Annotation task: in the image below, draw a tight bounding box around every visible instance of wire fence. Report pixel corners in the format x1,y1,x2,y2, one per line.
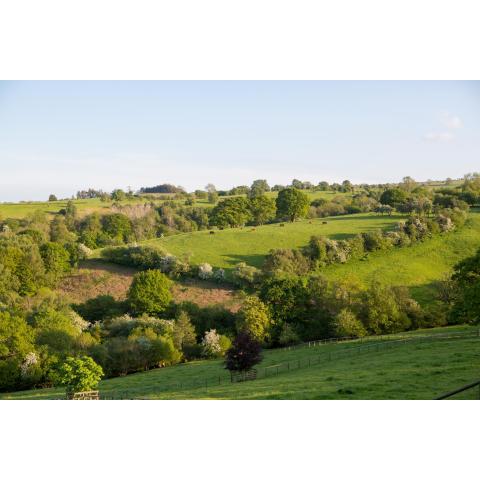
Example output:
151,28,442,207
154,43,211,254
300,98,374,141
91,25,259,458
99,329,479,400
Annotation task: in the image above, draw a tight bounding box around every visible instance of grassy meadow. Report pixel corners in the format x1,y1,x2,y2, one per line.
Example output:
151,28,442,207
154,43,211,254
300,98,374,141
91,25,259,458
2,325,478,400
0,189,354,219
322,209,480,305
142,213,406,271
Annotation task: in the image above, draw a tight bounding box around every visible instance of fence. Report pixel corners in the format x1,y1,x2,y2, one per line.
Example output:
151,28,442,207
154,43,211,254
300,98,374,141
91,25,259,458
435,379,480,400
99,329,479,400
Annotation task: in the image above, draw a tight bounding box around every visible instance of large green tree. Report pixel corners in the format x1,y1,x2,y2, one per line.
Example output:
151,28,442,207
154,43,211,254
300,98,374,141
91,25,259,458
249,195,276,225
210,197,252,228
127,270,172,316
275,188,310,222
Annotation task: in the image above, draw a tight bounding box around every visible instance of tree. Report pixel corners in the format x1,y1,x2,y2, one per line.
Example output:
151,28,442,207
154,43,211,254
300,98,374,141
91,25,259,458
49,216,75,243
208,191,218,204
249,195,276,225
448,248,480,324
341,180,354,192
201,329,228,358
111,189,127,201
48,194,58,202
127,270,172,316
63,200,78,231
236,296,273,342
40,242,71,281
55,356,104,395
333,309,366,338
400,176,417,192
173,311,197,351
275,187,310,222
102,213,133,242
205,183,217,195
224,332,263,374
210,197,252,228
249,179,270,198
379,188,408,208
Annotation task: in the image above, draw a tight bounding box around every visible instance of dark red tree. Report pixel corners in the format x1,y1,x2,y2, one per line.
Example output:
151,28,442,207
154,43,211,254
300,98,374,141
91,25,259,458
225,332,263,373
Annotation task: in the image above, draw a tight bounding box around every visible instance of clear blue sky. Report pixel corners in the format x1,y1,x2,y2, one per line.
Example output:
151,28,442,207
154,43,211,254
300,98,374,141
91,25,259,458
0,81,479,201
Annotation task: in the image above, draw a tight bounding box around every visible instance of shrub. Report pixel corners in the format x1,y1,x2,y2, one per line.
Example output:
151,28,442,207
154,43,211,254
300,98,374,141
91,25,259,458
333,309,367,338
127,270,172,316
201,329,223,358
232,262,262,288
55,356,104,394
198,263,213,280
262,248,310,276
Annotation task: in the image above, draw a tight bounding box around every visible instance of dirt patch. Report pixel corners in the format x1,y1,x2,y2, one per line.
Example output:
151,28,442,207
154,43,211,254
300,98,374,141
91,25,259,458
58,260,243,311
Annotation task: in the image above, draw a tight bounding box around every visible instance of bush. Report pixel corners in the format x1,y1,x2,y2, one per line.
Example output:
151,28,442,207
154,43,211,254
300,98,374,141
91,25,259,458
198,263,213,280
202,329,228,358
262,248,310,276
127,270,172,316
333,309,367,338
55,356,104,394
232,262,262,288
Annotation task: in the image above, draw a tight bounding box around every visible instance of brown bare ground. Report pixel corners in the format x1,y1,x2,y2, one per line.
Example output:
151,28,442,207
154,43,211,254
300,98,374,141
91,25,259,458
58,259,243,311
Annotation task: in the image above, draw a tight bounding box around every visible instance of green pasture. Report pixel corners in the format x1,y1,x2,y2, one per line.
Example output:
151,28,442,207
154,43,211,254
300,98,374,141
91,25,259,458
142,213,405,271
2,325,477,400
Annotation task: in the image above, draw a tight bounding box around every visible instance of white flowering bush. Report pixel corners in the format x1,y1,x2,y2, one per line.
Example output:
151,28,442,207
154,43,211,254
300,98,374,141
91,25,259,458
20,352,38,378
78,243,93,258
198,263,213,280
201,329,222,358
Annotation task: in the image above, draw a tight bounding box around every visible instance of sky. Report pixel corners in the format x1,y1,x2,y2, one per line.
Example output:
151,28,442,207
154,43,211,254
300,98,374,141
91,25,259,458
0,81,479,201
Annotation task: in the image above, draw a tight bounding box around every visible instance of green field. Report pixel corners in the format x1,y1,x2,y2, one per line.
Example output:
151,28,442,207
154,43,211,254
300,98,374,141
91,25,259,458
142,213,405,270
322,210,480,305
0,197,151,219
0,190,354,219
2,325,478,400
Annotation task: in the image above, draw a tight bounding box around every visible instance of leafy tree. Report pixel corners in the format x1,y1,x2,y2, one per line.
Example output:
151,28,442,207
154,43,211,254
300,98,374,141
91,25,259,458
379,188,408,208
208,191,219,204
249,195,276,225
173,311,197,351
236,296,273,342
40,242,71,281
259,276,308,325
63,201,78,231
333,309,366,338
448,248,480,324
225,332,263,373
249,179,270,198
48,194,58,202
210,197,252,228
201,329,229,358
111,189,127,201
276,188,310,222
50,216,75,243
102,213,133,243
55,356,104,395
127,270,172,316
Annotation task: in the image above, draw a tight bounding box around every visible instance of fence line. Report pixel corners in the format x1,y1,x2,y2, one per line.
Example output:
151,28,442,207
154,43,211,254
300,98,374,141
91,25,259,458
100,329,479,400
435,379,480,400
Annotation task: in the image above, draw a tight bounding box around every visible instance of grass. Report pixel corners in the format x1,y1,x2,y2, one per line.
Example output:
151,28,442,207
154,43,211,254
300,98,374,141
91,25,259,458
321,210,480,305
141,213,406,272
2,325,478,400
0,190,353,219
